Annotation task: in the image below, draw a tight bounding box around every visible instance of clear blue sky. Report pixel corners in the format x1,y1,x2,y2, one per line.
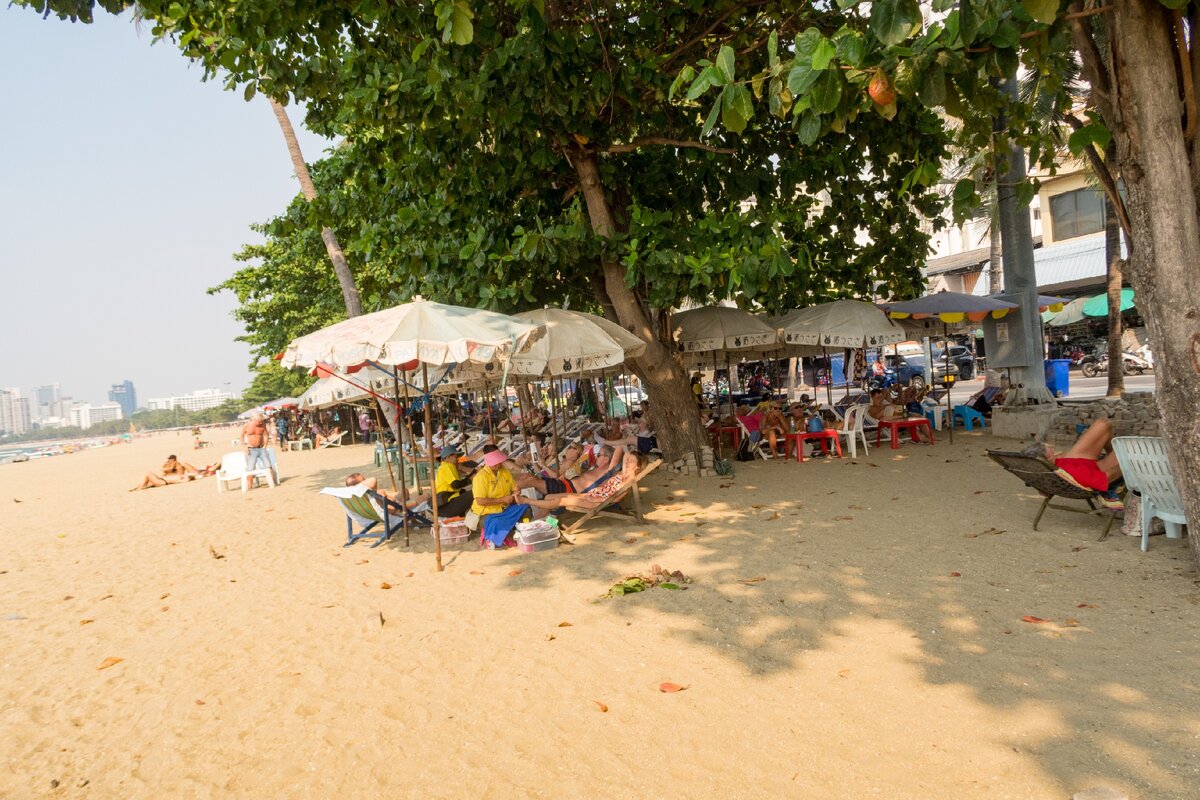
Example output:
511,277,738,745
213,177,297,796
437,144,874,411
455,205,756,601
0,8,330,407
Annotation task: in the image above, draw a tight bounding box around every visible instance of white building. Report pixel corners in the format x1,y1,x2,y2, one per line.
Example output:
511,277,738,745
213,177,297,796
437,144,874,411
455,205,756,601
146,388,236,412
0,388,32,435
69,402,123,430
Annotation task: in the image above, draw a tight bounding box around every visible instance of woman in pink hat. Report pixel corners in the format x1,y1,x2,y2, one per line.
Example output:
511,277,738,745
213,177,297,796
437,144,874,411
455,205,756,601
466,449,521,531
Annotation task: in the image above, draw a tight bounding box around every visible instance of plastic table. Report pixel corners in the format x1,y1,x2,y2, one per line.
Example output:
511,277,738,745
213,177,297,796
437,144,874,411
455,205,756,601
876,418,934,450
785,430,843,461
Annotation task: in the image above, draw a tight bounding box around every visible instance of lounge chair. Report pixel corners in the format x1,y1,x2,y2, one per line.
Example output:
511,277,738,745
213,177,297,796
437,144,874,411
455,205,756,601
320,484,432,548
1110,436,1189,551
559,458,664,540
318,431,347,448
986,449,1121,538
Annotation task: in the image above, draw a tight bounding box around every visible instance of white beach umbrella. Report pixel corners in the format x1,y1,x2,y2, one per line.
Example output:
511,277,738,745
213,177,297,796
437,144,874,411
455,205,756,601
508,308,646,377
673,305,781,355
279,296,544,371
770,299,907,349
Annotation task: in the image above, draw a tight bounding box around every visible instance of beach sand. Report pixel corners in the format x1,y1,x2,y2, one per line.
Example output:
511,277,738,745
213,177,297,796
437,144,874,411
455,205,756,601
1,429,1197,799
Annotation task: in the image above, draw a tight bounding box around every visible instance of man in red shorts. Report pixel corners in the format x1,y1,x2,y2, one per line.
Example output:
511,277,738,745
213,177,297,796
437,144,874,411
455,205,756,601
1028,418,1123,509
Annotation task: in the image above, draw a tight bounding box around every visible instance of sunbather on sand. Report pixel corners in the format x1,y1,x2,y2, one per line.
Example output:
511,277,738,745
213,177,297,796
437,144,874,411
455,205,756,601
344,472,431,508
316,426,343,447
1025,418,1124,509
525,449,643,513
130,455,201,490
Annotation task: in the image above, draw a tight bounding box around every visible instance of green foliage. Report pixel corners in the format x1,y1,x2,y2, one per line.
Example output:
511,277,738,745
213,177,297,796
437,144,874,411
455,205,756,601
241,361,315,408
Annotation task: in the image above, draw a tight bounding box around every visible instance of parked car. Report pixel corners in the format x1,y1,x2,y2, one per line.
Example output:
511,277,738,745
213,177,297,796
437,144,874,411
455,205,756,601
931,345,976,380
612,383,647,406
882,354,958,391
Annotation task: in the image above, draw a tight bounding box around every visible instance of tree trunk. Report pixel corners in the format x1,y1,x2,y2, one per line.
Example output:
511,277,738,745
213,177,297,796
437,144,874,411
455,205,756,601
1103,169,1125,398
267,99,364,318
572,149,710,464
1111,0,1200,569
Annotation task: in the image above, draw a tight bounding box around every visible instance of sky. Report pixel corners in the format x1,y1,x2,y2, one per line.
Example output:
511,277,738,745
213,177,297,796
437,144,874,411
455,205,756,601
0,8,331,407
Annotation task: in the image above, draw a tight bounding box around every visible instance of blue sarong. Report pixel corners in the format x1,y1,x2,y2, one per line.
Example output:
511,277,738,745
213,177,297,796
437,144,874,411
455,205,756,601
481,504,530,548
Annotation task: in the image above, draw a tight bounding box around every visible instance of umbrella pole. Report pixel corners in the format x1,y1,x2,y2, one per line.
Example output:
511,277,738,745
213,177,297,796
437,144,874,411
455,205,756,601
945,323,953,445
423,364,443,573
486,380,497,445
712,350,722,459
390,372,411,547
550,378,561,471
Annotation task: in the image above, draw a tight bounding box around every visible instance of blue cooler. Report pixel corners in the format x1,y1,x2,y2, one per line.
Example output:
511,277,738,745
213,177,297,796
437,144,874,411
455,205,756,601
1044,359,1071,397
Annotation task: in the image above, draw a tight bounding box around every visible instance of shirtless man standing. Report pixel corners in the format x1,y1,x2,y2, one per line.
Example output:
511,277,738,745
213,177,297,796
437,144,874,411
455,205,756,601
240,414,276,487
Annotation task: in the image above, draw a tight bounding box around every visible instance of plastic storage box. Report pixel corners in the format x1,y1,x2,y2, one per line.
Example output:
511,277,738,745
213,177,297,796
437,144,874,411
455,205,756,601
515,523,558,553
433,521,470,544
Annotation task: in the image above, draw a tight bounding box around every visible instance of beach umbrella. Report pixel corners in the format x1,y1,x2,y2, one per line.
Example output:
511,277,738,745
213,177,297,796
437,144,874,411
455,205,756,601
1082,287,1135,317
1044,297,1088,326
770,299,908,406
279,296,544,372
282,298,545,572
883,291,1019,443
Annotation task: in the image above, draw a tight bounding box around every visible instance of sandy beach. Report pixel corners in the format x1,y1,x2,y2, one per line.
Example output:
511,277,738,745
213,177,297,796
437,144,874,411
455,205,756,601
1,430,1197,799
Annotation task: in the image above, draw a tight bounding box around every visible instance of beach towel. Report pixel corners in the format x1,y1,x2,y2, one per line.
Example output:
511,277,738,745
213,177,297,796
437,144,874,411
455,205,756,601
481,503,530,548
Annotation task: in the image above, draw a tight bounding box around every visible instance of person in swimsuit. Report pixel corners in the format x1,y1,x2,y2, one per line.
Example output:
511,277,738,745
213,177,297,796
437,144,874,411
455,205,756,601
130,455,201,490
1027,418,1123,509
525,449,644,513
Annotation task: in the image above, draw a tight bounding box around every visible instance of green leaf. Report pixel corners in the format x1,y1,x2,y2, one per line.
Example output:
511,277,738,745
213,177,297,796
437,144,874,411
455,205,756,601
722,84,753,133
449,1,474,46
716,45,736,84
833,29,867,66
788,64,820,95
751,72,766,99
1067,122,1112,155
918,66,946,107
810,69,843,115
767,30,779,68
243,83,256,102
1021,0,1059,24
701,95,722,138
797,111,822,145
958,0,980,44
811,38,837,71
669,66,695,101
870,0,923,47
687,66,720,100
659,583,680,590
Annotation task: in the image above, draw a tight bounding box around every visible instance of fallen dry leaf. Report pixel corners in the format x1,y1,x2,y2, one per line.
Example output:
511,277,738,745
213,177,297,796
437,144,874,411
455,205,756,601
508,569,523,577
469,570,484,575
1071,545,1087,552
847,504,864,510
378,611,386,626
380,582,392,590
738,576,766,585
545,634,556,642
194,699,205,706
593,700,608,713
406,572,414,578
208,545,225,560
625,538,638,544
766,512,781,521
659,682,687,693
973,490,993,495
719,483,733,489
1021,616,1051,624
355,559,369,565
79,619,94,625
1077,603,1099,609
557,621,573,627
160,606,169,612
1063,618,1080,627
833,515,854,521
837,669,851,678
948,572,962,578
96,657,123,670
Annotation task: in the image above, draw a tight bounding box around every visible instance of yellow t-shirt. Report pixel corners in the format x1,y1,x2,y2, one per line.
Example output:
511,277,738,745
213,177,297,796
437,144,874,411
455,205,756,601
435,461,462,499
470,466,515,517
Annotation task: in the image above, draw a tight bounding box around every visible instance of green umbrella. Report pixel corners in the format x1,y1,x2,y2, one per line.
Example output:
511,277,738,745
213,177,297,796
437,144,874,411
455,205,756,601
1082,287,1135,317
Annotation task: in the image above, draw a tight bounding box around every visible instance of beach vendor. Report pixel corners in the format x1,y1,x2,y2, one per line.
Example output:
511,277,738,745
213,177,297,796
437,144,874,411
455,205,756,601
691,372,705,406
467,450,531,548
434,446,476,518
1026,418,1124,509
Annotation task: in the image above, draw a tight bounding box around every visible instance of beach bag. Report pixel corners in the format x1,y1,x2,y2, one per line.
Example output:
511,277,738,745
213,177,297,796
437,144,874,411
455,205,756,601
806,415,825,433
735,437,754,461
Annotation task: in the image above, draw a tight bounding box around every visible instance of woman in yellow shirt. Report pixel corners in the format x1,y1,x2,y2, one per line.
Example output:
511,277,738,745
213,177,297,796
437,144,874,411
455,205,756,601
434,446,476,518
467,449,520,530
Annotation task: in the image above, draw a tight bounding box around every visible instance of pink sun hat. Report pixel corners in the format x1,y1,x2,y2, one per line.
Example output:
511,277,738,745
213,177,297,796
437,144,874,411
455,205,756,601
483,450,508,468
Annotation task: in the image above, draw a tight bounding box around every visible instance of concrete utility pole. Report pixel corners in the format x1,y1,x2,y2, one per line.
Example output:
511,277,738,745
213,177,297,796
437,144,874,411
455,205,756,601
996,76,1051,402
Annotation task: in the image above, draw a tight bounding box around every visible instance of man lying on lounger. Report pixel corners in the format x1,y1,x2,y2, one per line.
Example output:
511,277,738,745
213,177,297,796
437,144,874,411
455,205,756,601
1023,418,1124,509
509,443,624,497
524,448,643,513
344,472,432,509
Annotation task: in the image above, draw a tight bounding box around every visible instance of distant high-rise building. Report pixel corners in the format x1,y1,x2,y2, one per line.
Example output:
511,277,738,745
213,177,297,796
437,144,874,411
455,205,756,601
0,388,32,435
69,402,123,430
108,379,137,418
146,388,236,412
35,383,63,420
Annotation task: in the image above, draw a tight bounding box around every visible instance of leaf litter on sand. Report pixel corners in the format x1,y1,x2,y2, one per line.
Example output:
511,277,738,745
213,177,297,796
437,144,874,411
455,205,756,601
964,527,1006,538
1077,603,1100,609
96,657,123,670
737,576,766,585
659,682,687,693
607,565,691,597
1021,616,1051,624
593,700,608,712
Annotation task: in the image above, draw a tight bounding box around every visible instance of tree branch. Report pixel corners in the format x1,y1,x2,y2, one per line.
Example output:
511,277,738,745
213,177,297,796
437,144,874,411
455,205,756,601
604,137,736,154
1067,1,1114,122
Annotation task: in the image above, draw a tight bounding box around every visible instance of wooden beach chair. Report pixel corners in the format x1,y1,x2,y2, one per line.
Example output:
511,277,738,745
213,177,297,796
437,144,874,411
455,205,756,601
320,485,432,548
986,449,1121,538
559,458,664,540
318,431,347,448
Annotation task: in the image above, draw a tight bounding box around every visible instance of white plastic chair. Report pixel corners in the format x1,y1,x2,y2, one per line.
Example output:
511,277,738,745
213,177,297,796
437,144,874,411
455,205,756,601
736,418,772,460
215,452,248,493
1111,436,1188,551
836,404,870,459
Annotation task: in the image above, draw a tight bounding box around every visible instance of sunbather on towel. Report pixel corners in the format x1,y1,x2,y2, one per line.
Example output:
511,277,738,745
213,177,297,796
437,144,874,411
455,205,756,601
1025,418,1124,509
525,449,644,513
344,472,432,509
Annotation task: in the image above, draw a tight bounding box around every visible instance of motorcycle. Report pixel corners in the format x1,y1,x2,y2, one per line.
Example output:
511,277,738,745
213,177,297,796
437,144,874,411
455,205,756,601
1080,351,1152,378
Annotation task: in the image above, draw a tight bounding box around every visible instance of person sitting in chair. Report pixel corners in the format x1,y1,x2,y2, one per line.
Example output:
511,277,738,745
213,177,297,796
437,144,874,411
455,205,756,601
316,426,343,447
343,472,432,509
1025,418,1124,509
757,401,788,456
525,449,644,514
865,389,908,425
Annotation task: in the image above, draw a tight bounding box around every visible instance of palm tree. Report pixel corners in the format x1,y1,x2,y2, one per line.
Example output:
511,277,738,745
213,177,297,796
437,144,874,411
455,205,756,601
268,99,364,318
